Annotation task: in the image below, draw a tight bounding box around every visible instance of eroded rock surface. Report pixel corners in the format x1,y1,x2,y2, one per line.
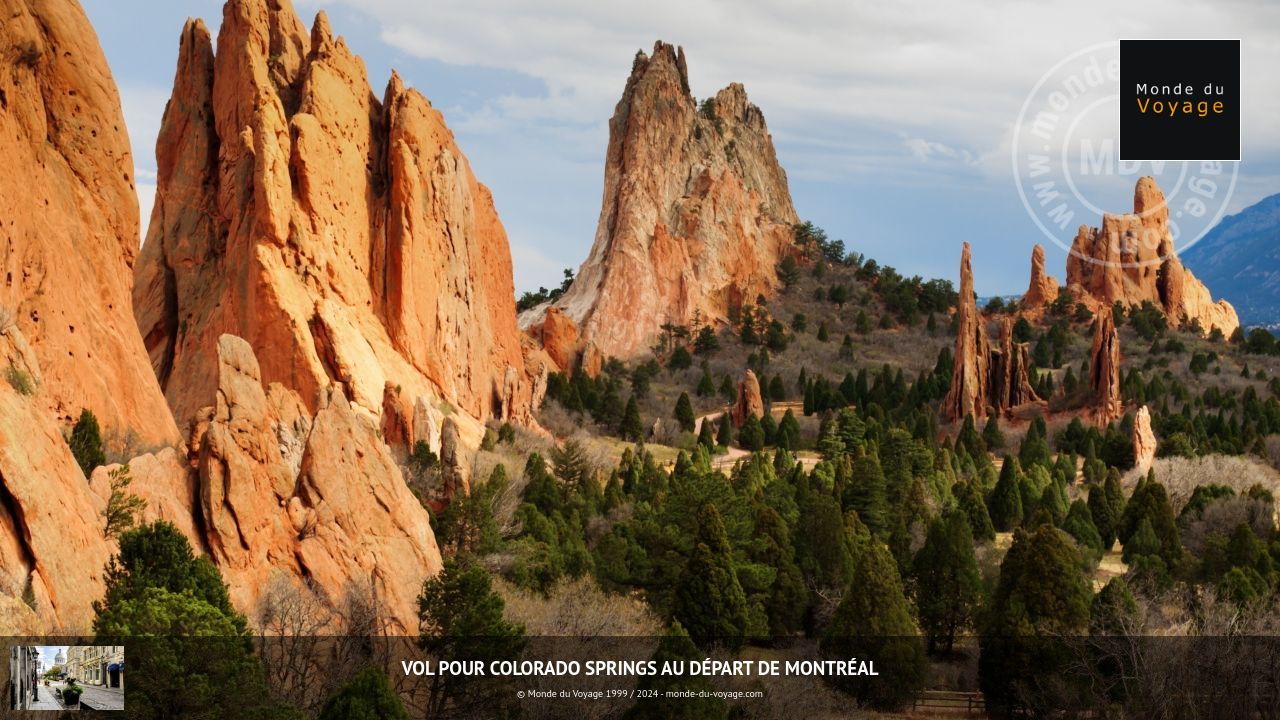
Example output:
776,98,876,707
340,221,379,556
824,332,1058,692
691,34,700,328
134,2,544,450
1066,177,1239,337
524,41,799,360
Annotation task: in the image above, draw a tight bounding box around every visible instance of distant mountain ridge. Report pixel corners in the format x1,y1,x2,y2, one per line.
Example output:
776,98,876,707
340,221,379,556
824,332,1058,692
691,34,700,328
1183,193,1280,327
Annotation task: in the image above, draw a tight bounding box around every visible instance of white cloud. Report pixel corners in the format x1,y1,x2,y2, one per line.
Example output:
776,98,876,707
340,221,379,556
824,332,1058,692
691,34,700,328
318,0,1280,186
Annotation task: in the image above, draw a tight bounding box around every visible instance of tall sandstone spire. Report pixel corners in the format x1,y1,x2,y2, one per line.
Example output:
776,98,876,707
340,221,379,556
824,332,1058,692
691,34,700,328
134,2,548,446
1065,176,1238,337
943,243,990,422
1089,310,1123,426
525,41,799,361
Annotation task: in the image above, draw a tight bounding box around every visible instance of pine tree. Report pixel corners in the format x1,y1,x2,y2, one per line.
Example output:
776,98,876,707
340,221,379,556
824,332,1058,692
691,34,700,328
69,408,106,476
624,622,728,720
751,503,807,635
1062,499,1104,564
318,666,409,720
719,375,736,403
776,409,801,451
1090,577,1139,635
737,415,765,452
768,374,786,402
672,505,749,650
913,512,981,654
982,415,1004,450
845,454,889,536
979,525,1092,717
817,321,830,342
988,457,1024,531
823,541,926,710
696,365,715,397
716,413,733,447
419,560,526,719
674,392,696,433
954,480,996,542
619,396,644,441
697,419,716,450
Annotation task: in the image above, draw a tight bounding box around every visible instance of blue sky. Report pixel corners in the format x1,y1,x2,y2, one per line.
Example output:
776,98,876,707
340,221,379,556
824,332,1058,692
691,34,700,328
83,0,1280,296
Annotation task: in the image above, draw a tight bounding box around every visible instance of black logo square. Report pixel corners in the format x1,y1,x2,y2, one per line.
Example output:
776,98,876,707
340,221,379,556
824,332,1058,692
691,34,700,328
1120,39,1240,161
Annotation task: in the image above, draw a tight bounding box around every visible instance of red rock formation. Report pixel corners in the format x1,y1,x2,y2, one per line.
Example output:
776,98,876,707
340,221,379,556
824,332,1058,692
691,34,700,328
531,306,587,375
988,317,1041,414
0,0,178,446
188,334,442,631
1066,177,1238,337
731,369,765,427
1020,244,1059,312
943,243,991,422
1089,311,1123,426
133,3,544,450
0,333,112,632
524,41,799,359
1132,405,1157,473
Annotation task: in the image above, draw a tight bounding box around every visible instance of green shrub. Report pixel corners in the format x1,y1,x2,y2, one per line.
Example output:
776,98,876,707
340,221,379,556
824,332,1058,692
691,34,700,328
4,363,34,395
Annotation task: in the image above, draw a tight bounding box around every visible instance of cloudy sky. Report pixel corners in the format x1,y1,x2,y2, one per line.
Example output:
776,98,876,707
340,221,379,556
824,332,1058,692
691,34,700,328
83,0,1280,296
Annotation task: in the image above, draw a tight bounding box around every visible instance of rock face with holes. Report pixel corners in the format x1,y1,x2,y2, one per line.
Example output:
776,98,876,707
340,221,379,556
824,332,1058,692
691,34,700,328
186,335,442,632
1065,177,1239,337
133,1,547,451
0,325,112,633
0,0,178,446
1090,311,1123,426
522,41,799,360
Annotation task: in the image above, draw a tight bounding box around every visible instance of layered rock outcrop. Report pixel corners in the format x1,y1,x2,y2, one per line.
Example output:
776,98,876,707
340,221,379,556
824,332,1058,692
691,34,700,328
1020,244,1059,312
187,335,442,632
1064,177,1239,337
523,41,799,359
133,2,548,450
1090,311,1123,426
730,369,765,427
0,0,178,445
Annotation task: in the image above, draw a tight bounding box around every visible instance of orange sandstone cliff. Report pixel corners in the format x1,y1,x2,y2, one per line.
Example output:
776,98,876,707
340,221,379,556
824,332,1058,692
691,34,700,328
133,2,548,449
0,0,179,447
523,41,799,362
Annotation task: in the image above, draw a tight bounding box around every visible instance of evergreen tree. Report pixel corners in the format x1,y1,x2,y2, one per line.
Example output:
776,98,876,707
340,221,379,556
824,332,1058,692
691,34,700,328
979,525,1092,717
823,541,926,710
817,321,830,342
419,559,526,719
954,481,996,542
1118,474,1181,571
674,392,696,433
1090,577,1139,636
93,522,295,720
1062,499,1105,564
737,415,765,452
719,375,736,403
696,365,715,397
318,666,409,720
913,512,981,654
69,408,106,476
672,505,749,649
716,412,733,447
620,397,644,441
751,503,807,636
982,415,1004,449
844,454,888,536
776,409,801,451
697,419,716,450
768,374,786,402
624,622,728,720
988,457,1024,531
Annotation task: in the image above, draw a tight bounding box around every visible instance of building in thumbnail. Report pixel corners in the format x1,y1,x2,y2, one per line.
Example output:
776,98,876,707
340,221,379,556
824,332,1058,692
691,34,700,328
6,645,40,710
